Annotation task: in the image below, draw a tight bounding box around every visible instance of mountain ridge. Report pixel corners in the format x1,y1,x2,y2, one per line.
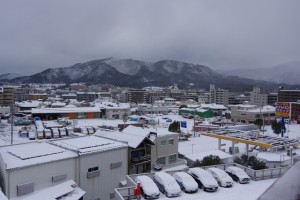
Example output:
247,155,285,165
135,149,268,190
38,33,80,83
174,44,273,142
7,58,299,91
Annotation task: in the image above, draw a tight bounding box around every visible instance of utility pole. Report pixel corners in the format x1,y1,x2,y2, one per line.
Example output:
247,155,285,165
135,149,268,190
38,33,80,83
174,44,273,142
193,109,196,137
10,104,14,145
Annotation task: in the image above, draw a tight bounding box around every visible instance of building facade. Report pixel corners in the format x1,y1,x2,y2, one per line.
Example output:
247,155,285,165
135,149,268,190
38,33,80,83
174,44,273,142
250,87,268,106
128,89,147,104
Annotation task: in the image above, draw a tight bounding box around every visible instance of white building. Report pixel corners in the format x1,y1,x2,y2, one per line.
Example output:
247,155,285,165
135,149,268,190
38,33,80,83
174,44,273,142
0,142,78,199
0,136,128,200
209,84,229,105
250,87,268,106
51,136,128,200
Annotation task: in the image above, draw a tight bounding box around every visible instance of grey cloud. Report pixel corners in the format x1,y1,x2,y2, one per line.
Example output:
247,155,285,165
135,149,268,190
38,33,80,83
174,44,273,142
0,0,299,75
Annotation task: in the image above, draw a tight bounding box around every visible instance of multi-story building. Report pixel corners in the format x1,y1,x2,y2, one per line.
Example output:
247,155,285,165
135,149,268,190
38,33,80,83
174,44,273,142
76,92,99,102
28,93,48,101
128,89,147,104
228,92,250,105
61,93,77,100
96,126,154,174
70,83,88,91
0,87,15,106
230,104,276,124
250,87,268,106
267,93,278,106
278,90,300,103
209,84,229,105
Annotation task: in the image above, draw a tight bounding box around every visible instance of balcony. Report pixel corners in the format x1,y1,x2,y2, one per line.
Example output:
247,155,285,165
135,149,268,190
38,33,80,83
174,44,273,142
131,154,151,164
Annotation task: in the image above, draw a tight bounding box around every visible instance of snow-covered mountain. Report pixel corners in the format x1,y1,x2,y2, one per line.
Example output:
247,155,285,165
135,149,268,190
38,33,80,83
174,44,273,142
221,61,300,85
0,73,21,80
10,58,293,91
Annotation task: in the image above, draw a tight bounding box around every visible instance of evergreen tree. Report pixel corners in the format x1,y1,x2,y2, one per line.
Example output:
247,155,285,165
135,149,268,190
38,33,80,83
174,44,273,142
192,155,223,167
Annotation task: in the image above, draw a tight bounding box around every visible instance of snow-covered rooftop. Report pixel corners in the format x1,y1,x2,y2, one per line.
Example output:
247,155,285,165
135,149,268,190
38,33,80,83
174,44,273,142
16,101,41,108
14,180,85,200
245,105,275,113
185,150,232,161
51,136,127,155
96,126,154,148
201,103,227,110
32,107,101,114
0,142,77,170
256,152,290,162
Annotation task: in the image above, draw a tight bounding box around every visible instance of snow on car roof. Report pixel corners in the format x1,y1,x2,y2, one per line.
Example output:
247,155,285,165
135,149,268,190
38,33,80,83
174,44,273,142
135,175,153,183
51,136,127,155
207,167,227,176
155,171,176,184
0,142,77,170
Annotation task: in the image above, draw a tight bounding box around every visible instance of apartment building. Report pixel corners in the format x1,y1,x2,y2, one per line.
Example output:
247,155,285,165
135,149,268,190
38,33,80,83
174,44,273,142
209,84,229,105
128,89,147,104
278,90,300,103
0,87,15,106
250,87,268,106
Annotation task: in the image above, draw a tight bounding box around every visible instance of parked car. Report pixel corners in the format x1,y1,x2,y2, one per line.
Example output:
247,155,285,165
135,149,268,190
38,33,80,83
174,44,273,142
43,129,52,139
86,126,95,134
206,168,233,187
135,175,160,199
173,172,198,193
188,168,218,192
58,128,66,138
28,131,36,140
225,166,250,184
51,128,60,138
154,171,181,197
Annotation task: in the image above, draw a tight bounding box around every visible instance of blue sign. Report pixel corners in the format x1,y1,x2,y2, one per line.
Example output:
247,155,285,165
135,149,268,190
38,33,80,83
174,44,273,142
281,117,285,137
181,121,187,128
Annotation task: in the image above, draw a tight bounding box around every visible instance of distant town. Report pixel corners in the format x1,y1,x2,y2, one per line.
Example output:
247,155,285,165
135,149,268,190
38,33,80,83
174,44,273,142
0,82,299,200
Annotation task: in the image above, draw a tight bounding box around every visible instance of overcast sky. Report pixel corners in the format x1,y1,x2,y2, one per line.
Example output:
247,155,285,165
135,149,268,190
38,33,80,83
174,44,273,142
1,0,299,75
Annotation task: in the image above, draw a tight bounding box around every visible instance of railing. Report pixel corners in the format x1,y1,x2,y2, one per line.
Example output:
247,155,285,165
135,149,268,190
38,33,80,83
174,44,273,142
200,163,290,181
115,163,290,200
115,186,138,200
131,155,151,163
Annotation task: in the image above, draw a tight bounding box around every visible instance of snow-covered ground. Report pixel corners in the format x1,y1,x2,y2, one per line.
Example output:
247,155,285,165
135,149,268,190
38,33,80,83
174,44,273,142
146,178,276,200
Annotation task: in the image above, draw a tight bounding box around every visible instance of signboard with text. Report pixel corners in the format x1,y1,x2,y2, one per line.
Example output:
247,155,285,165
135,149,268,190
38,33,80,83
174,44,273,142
275,102,290,117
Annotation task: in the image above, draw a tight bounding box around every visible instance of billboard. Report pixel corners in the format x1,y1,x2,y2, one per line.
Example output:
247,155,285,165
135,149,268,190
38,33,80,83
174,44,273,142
275,102,290,117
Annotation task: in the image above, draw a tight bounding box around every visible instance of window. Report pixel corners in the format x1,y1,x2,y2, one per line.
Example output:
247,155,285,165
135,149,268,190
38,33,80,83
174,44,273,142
88,166,99,172
157,156,166,165
168,154,177,164
168,139,174,145
160,140,166,146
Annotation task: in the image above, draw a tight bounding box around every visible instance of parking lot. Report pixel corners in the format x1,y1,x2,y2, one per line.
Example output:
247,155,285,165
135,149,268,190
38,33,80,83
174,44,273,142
141,178,276,200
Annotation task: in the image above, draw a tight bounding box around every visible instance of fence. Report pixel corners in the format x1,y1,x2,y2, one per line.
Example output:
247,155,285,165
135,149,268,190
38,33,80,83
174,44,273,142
200,163,290,181
115,163,290,200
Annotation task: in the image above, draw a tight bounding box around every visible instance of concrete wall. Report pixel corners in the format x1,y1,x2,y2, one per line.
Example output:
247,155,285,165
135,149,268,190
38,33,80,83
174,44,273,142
8,158,76,198
151,134,179,167
79,147,128,200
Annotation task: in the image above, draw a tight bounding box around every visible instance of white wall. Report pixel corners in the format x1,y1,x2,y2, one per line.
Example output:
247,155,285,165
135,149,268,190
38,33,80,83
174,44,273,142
79,147,128,200
8,158,76,198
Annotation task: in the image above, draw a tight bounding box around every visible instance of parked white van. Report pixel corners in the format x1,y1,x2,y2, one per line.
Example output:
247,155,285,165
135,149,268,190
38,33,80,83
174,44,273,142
188,168,218,192
154,171,181,197
207,168,233,187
